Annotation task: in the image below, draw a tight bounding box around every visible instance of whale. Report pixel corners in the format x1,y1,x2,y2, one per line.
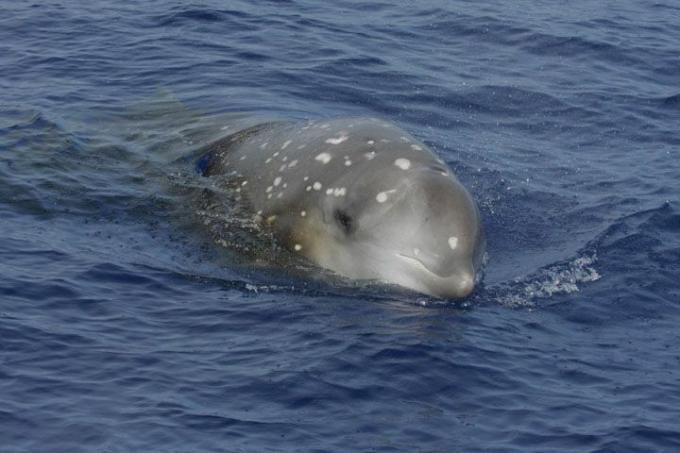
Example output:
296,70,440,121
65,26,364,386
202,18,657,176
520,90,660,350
195,117,485,298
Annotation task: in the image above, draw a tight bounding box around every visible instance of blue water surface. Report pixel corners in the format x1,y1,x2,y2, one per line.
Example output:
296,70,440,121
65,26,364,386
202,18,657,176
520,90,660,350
2,1,680,452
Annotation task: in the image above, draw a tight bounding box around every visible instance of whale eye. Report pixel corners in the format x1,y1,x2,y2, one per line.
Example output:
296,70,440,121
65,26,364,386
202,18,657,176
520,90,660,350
334,209,354,235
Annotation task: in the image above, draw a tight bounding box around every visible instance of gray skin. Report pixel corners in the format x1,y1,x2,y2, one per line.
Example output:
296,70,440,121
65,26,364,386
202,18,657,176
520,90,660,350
199,117,485,298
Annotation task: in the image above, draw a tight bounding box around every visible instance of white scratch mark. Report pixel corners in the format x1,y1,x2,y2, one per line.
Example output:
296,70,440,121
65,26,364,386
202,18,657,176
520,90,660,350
376,189,397,203
325,135,348,145
448,236,459,250
394,158,411,170
315,152,332,164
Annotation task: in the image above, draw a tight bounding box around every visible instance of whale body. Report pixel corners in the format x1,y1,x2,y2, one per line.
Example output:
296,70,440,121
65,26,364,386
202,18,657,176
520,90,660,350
196,117,485,298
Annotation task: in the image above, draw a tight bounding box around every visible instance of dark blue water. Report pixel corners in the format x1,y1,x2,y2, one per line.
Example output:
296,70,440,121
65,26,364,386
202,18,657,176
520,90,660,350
2,1,680,451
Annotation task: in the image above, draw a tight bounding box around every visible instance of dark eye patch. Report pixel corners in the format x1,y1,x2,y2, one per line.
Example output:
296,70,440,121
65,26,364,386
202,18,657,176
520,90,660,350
334,209,354,235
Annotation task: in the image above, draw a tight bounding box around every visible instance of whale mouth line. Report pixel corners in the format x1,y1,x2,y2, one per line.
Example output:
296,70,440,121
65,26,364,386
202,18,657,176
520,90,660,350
396,252,438,277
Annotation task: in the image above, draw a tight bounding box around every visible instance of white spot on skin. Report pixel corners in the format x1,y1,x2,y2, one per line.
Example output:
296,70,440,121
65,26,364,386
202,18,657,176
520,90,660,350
267,215,277,224
276,192,283,199
400,136,409,142
365,151,376,160
294,244,302,251
303,176,309,181
279,164,287,172
306,186,312,191
313,182,322,191
315,152,332,164
273,177,282,186
260,142,268,149
333,187,346,197
414,248,420,256
240,155,246,161
241,180,248,186
376,189,397,203
282,183,288,188
266,186,273,193
265,158,272,164
282,140,291,149
288,160,298,168
325,135,348,145
273,152,280,158
326,188,333,195
345,160,352,166
297,144,306,150
300,210,306,217
411,144,423,151
367,140,375,145
282,156,288,162
448,236,459,250
394,158,411,170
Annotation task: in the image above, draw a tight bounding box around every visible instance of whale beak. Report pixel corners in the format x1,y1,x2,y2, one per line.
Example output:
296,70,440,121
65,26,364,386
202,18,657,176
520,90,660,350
396,253,476,299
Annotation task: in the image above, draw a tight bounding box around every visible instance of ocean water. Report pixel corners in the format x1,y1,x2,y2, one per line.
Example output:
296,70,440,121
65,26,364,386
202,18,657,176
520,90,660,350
2,1,680,451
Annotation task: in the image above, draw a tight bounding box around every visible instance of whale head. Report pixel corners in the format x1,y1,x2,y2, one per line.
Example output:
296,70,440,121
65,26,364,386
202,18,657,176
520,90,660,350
285,156,485,299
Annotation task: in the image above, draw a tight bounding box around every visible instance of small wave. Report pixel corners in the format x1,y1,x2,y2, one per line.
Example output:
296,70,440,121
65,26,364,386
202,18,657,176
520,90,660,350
493,252,601,308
